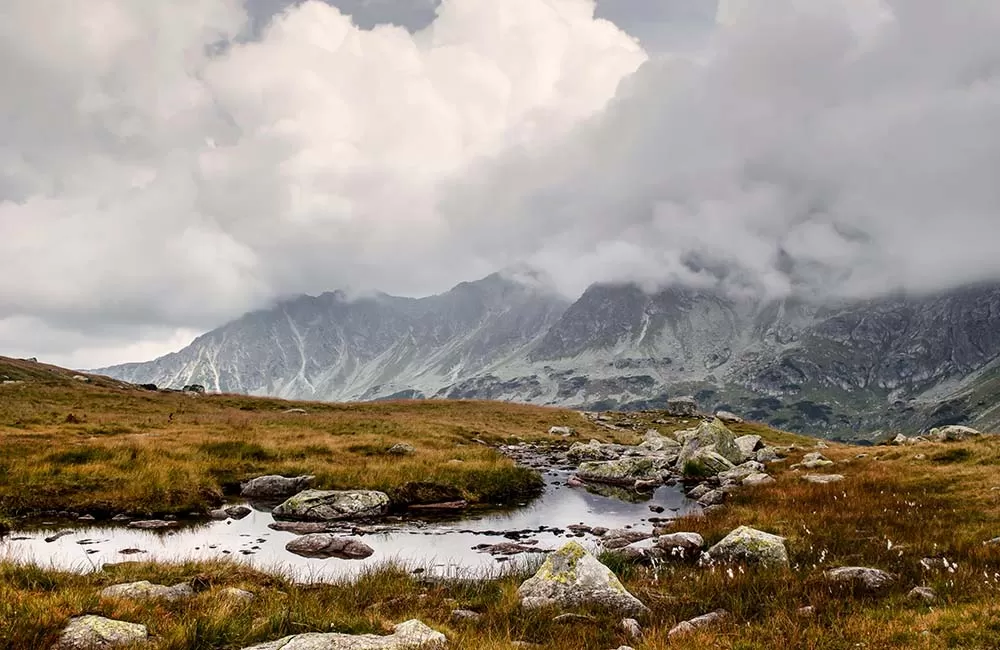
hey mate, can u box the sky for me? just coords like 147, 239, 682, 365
2, 0, 1000, 369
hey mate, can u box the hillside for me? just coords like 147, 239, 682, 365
97, 276, 1000, 439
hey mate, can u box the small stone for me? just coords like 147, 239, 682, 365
668, 610, 730, 637
549, 426, 575, 436
621, 618, 642, 639
824, 566, 895, 593
716, 411, 744, 424
224, 505, 252, 520
220, 587, 255, 602
282, 408, 307, 414
908, 586, 936, 603
601, 529, 653, 550
802, 474, 845, 484
552, 613, 596, 624
797, 606, 815, 616
451, 609, 482, 622
697, 488, 726, 507
743, 472, 775, 486
386, 443, 416, 456
127, 520, 177, 530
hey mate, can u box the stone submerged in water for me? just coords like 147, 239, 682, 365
518, 541, 649, 617
703, 526, 789, 567
54, 615, 148, 649
101, 581, 194, 602
241, 475, 315, 499
239, 619, 447, 650
273, 490, 390, 521
285, 534, 375, 559
127, 520, 177, 530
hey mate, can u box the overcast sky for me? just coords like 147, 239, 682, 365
2, 0, 1000, 369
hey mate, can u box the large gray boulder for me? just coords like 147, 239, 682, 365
928, 425, 980, 442
680, 449, 735, 478
718, 461, 766, 483
638, 430, 680, 453
677, 419, 744, 467
518, 541, 649, 617
567, 440, 617, 462
824, 567, 895, 593
576, 458, 669, 486
100, 581, 194, 602
734, 435, 763, 460
239, 620, 447, 650
655, 532, 705, 558
273, 490, 390, 521
55, 616, 148, 649
702, 526, 789, 567
241, 475, 315, 499
285, 534, 375, 559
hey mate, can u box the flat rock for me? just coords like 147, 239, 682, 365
241, 475, 315, 499
127, 520, 176, 530
601, 529, 654, 550
220, 587, 256, 602
285, 534, 375, 559
101, 581, 194, 602
928, 425, 980, 442
703, 526, 789, 567
716, 411, 744, 424
742, 472, 775, 486
518, 541, 649, 617
239, 619, 447, 650
450, 609, 482, 622
802, 474, 844, 484
55, 615, 148, 649
576, 458, 669, 486
668, 610, 730, 637
824, 566, 895, 593
655, 532, 705, 554
273, 490, 390, 521
549, 426, 575, 437
269, 521, 338, 534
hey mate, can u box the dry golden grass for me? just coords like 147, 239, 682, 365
0, 356, 619, 517
4, 356, 1000, 648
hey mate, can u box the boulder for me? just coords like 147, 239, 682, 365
677, 419, 744, 467
891, 434, 909, 446
718, 461, 766, 483
241, 475, 315, 499
100, 581, 194, 602
55, 616, 148, 649
908, 586, 936, 603
742, 473, 775, 486
239, 619, 447, 650
450, 609, 482, 622
824, 567, 895, 593
549, 426, 575, 436
799, 452, 834, 469
703, 526, 789, 567
567, 440, 616, 462
273, 490, 390, 521
576, 458, 669, 486
225, 505, 252, 519
680, 449, 735, 478
655, 532, 704, 557
715, 411, 744, 424
220, 587, 256, 602
638, 430, 680, 453
668, 610, 730, 638
928, 425, 981, 442
285, 534, 375, 559
601, 529, 654, 550
734, 435, 763, 460
518, 541, 649, 617
697, 489, 726, 507
756, 447, 780, 463
666, 397, 699, 417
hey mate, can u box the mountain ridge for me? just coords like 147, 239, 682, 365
97, 274, 1000, 439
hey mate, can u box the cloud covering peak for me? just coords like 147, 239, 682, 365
2, 0, 1000, 367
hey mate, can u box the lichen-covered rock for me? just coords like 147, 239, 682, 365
100, 581, 194, 602
576, 458, 669, 486
802, 474, 844, 484
239, 619, 447, 650
518, 542, 649, 617
567, 440, 616, 462
824, 566, 895, 593
681, 449, 735, 478
667, 610, 730, 638
285, 534, 375, 559
241, 475, 315, 499
55, 615, 148, 649
677, 419, 744, 467
756, 447, 780, 463
799, 452, 835, 469
638, 430, 680, 453
273, 490, 390, 521
703, 526, 789, 567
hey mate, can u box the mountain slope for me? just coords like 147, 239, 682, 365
98, 276, 1000, 438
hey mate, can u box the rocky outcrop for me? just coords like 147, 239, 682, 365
100, 581, 194, 602
703, 526, 789, 567
285, 534, 375, 559
273, 490, 390, 521
55, 616, 148, 649
239, 619, 447, 650
241, 475, 315, 499
518, 542, 649, 617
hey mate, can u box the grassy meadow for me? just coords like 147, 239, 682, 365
3, 356, 1000, 648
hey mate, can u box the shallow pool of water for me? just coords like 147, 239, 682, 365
1, 469, 696, 581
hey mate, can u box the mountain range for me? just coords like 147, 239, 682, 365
97, 273, 1000, 440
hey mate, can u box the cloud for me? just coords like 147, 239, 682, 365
442, 0, 1000, 299
0, 0, 643, 366
3, 0, 1000, 368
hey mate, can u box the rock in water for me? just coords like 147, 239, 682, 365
576, 458, 668, 486
272, 490, 390, 521
100, 581, 194, 602
55, 615, 148, 649
517, 541, 649, 617
241, 475, 315, 499
703, 526, 789, 567
824, 566, 895, 593
285, 534, 375, 559
239, 619, 447, 650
